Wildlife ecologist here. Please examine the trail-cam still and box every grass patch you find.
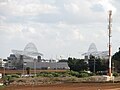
[0,85,5,89]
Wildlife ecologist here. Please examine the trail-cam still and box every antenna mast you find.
[108,10,112,77]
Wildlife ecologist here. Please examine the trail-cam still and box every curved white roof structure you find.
[12,43,43,56]
[88,43,97,53]
[24,43,38,52]
[82,43,108,58]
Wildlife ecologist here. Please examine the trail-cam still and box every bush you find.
[0,85,5,89]
[11,74,20,78]
[37,72,53,77]
[3,75,14,85]
[66,71,91,78]
[37,72,63,77]
[113,72,119,77]
[68,71,80,77]
[79,72,89,77]
[51,72,61,77]
[37,71,90,78]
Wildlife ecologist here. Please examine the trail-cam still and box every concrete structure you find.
[0,58,2,67]
[7,43,43,69]
[26,62,69,70]
[7,54,69,70]
[82,43,109,60]
[7,43,69,70]
[0,58,7,68]
[12,42,43,57]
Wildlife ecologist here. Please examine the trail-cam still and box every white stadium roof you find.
[82,43,108,57]
[12,43,43,56]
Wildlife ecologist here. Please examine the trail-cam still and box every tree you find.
[112,47,120,72]
[68,57,76,71]
[59,59,68,62]
[112,47,120,61]
[26,67,30,75]
[88,55,108,73]
[68,57,88,72]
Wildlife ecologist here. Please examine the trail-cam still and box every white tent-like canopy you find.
[12,42,43,57]
[82,43,108,58]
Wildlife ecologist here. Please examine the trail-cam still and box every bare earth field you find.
[1,69,120,90]
[2,83,120,90]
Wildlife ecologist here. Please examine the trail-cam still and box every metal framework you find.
[88,43,97,53]
[82,43,108,57]
[12,43,43,56]
[108,10,112,77]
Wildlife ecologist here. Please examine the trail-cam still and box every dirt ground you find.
[1,69,120,90]
[2,83,120,90]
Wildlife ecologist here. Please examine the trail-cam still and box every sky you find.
[0,0,120,59]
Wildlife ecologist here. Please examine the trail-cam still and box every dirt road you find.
[2,83,120,90]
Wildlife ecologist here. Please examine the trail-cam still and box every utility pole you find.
[108,10,112,77]
[93,58,95,74]
[3,64,5,77]
[34,59,36,76]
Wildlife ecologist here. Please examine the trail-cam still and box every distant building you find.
[25,62,69,70]
[0,58,2,67]
[0,58,7,68]
[7,54,69,70]
[7,43,69,70]
[82,43,109,62]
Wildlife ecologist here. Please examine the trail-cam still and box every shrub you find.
[37,72,63,77]
[0,85,5,89]
[66,71,80,77]
[79,72,89,77]
[113,72,119,77]
[37,72,53,77]
[37,71,90,78]
[3,75,14,85]
[66,71,90,78]
[11,74,20,78]
[51,72,60,77]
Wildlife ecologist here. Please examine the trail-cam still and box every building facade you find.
[7,54,69,70]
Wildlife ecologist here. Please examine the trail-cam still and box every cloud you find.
[0,0,58,16]
[0,15,6,23]
[0,23,21,33]
[73,29,84,41]
[90,3,104,12]
[1,0,116,24]
[98,0,116,14]
[0,0,119,59]
[64,3,80,13]
[0,0,8,5]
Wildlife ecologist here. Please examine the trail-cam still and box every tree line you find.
[67,47,120,74]
[68,56,108,74]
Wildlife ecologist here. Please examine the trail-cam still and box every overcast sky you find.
[0,0,120,59]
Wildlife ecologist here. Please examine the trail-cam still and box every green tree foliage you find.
[26,67,30,75]
[112,48,120,61]
[68,56,108,74]
[112,47,120,72]
[68,57,88,72]
[59,59,68,62]
[88,55,108,73]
